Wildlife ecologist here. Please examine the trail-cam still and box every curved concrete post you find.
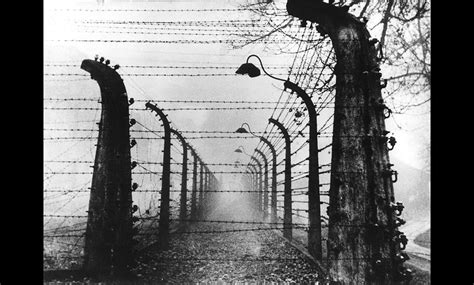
[269,117,292,240]
[144,102,171,250]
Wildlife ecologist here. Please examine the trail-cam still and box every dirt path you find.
[400,217,430,274]
[400,218,430,259]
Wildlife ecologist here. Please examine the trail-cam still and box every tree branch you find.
[379,0,395,59]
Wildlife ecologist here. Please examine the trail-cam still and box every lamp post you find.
[237,54,322,259]
[235,123,277,222]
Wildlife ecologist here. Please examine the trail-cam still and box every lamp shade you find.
[235,127,249,133]
[235,63,261,78]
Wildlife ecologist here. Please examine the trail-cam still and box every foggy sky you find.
[44,0,430,221]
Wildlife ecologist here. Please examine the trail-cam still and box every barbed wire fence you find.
[43,2,408,281]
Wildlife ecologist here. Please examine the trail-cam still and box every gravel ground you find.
[130,195,326,284]
[130,222,325,284]
[44,195,327,284]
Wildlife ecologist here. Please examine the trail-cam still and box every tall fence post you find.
[203,166,209,217]
[251,156,263,215]
[206,172,213,212]
[283,81,322,260]
[144,102,171,250]
[211,174,217,209]
[260,137,278,223]
[82,57,133,278]
[244,170,252,206]
[170,129,188,222]
[286,1,412,282]
[269,118,292,240]
[255,149,269,220]
[248,164,258,212]
[190,148,198,220]
[198,160,204,218]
